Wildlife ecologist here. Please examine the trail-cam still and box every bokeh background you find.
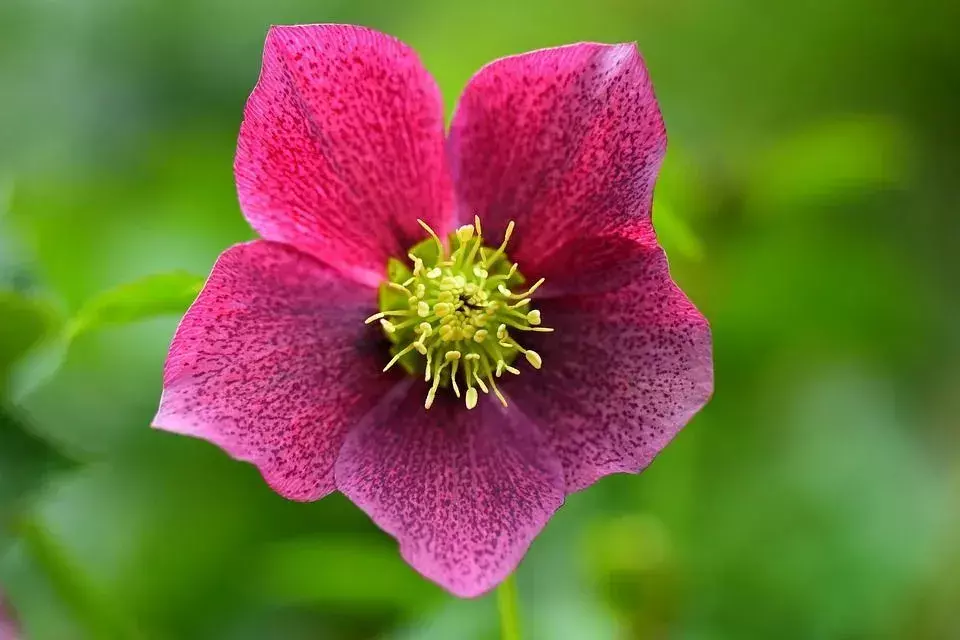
[2,0,958,638]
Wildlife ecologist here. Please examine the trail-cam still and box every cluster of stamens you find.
[366,216,552,410]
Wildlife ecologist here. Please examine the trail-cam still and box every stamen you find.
[417,219,445,257]
[364,310,410,324]
[483,221,514,268]
[525,350,542,369]
[373,217,550,410]
[383,343,416,372]
[465,387,478,410]
[388,282,413,295]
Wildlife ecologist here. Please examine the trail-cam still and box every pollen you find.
[366,216,553,410]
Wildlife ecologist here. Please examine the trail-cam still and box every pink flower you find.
[0,592,19,640]
[154,24,713,597]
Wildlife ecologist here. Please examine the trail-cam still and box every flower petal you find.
[154,241,395,501]
[335,384,565,597]
[509,242,712,493]
[0,592,18,640]
[448,42,666,279]
[236,25,453,286]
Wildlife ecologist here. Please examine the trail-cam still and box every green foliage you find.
[65,273,204,341]
[0,292,56,387]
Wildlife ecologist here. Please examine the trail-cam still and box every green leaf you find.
[0,292,57,382]
[66,272,204,340]
[8,273,202,401]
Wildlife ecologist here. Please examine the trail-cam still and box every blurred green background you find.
[2,0,958,638]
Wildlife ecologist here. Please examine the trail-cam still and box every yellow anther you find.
[497,324,508,340]
[417,301,430,317]
[434,302,452,317]
[526,310,541,325]
[456,225,475,243]
[418,322,433,337]
[473,265,488,278]
[445,351,462,362]
[465,353,481,361]
[380,319,397,333]
[414,341,427,355]
[474,329,489,343]
[426,267,442,279]
[474,214,482,236]
[465,387,478,410]
[525,350,542,369]
[364,311,385,324]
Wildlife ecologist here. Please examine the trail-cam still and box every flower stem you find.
[496,573,522,640]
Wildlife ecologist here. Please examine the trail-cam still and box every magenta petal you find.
[510,243,713,493]
[236,25,453,285]
[335,384,565,597]
[448,42,666,277]
[154,241,394,501]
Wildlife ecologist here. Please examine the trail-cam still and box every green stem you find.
[496,573,522,640]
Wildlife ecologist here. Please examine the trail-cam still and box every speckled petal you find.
[447,42,666,280]
[236,24,453,286]
[153,241,395,501]
[509,241,713,493]
[335,383,565,597]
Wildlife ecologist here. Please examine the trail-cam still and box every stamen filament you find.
[383,343,416,372]
[417,219,445,258]
[373,217,550,411]
[365,310,411,324]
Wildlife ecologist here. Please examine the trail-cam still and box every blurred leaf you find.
[653,201,705,262]
[252,537,444,613]
[0,409,74,545]
[744,116,913,215]
[0,291,57,385]
[13,517,143,640]
[66,272,203,340]
[8,273,201,403]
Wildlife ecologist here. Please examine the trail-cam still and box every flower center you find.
[366,216,552,410]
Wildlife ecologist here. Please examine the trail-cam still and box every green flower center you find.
[366,216,552,410]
